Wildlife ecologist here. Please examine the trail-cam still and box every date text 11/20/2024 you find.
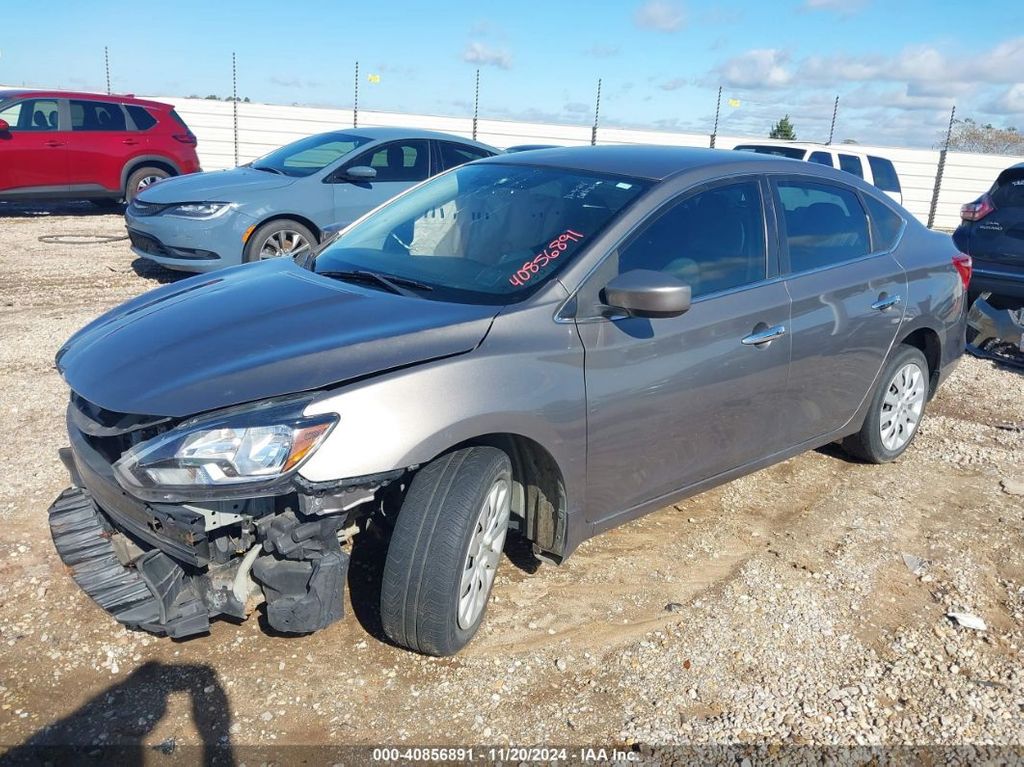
[371,746,641,763]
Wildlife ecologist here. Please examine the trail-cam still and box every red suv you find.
[0,90,201,205]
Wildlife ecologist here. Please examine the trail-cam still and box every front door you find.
[330,139,432,229]
[0,97,69,194]
[576,177,792,524]
[771,175,907,444]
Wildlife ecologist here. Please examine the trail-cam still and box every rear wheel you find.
[125,166,170,202]
[243,219,316,263]
[842,344,929,463]
[381,447,512,656]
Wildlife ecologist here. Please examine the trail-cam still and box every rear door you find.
[65,98,136,193]
[0,97,69,194]
[967,167,1024,269]
[772,175,907,445]
[330,139,431,227]
[577,176,793,524]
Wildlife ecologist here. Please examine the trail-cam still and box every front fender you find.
[297,300,587,523]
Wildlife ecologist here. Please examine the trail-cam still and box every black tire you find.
[842,344,930,464]
[125,166,170,202]
[381,447,512,656]
[243,219,316,264]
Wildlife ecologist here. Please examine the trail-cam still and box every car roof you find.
[475,144,813,181]
[0,88,170,109]
[327,126,497,151]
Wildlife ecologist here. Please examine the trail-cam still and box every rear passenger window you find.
[776,180,870,272]
[837,154,864,179]
[616,180,767,298]
[439,142,493,170]
[808,151,833,167]
[867,156,901,193]
[126,105,157,131]
[70,99,127,131]
[863,194,904,251]
[0,98,58,131]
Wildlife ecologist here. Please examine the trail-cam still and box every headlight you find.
[164,202,235,219]
[112,397,337,502]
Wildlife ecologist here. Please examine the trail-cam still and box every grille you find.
[127,229,169,256]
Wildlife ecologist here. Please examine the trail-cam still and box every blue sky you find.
[3,0,1023,148]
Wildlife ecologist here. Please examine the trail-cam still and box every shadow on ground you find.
[2,661,235,766]
[0,201,124,218]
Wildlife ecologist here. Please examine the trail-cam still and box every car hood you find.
[137,166,296,203]
[56,259,499,418]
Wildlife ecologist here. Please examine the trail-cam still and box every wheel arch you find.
[250,213,322,243]
[897,324,941,397]
[120,156,181,193]
[417,432,570,563]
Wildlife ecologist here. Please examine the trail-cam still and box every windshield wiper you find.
[317,269,433,297]
[251,164,284,175]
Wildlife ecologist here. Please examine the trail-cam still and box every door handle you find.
[44,140,64,148]
[741,324,787,346]
[871,294,902,312]
[122,138,139,145]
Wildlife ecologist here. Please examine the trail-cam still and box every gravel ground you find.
[0,203,1022,760]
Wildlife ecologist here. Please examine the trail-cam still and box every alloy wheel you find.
[259,230,311,259]
[879,362,926,451]
[457,478,511,630]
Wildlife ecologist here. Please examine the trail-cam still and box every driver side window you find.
[616,180,768,298]
[0,98,60,131]
[349,140,430,182]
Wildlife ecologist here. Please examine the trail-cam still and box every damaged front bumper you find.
[966,292,1024,371]
[49,405,400,639]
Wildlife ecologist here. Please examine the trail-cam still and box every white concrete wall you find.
[5,85,1020,230]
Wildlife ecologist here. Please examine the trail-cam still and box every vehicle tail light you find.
[960,194,994,222]
[953,253,972,290]
[173,132,197,145]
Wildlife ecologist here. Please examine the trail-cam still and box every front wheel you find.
[125,166,170,202]
[842,344,930,463]
[243,219,316,263]
[381,447,512,656]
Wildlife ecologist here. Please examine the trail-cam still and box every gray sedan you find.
[53,146,966,654]
[124,127,497,272]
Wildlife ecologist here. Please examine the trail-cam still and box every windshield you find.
[251,132,371,177]
[734,145,807,160]
[312,163,650,305]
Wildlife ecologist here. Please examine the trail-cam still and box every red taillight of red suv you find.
[173,132,197,146]
[952,253,972,289]
[960,194,994,222]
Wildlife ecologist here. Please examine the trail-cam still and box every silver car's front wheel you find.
[879,362,926,451]
[458,478,511,630]
[243,219,317,264]
[381,447,513,656]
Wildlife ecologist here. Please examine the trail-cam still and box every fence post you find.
[232,52,239,167]
[827,95,839,145]
[927,105,956,230]
[591,78,601,146]
[104,46,111,95]
[472,69,480,141]
[710,86,721,148]
[353,61,359,128]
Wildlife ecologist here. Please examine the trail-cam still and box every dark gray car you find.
[50,146,966,655]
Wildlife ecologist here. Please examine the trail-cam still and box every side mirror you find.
[601,269,692,318]
[0,119,9,133]
[342,165,377,182]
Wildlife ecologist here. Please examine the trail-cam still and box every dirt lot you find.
[0,203,1022,759]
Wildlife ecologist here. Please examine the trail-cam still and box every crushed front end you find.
[49,392,398,639]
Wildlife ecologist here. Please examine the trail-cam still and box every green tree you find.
[769,114,796,140]
[943,117,1024,154]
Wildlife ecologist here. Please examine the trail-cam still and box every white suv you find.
[733,142,903,205]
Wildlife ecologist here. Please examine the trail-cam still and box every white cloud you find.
[714,49,793,89]
[634,1,685,32]
[585,43,621,58]
[660,78,688,91]
[984,84,1024,116]
[462,42,512,69]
